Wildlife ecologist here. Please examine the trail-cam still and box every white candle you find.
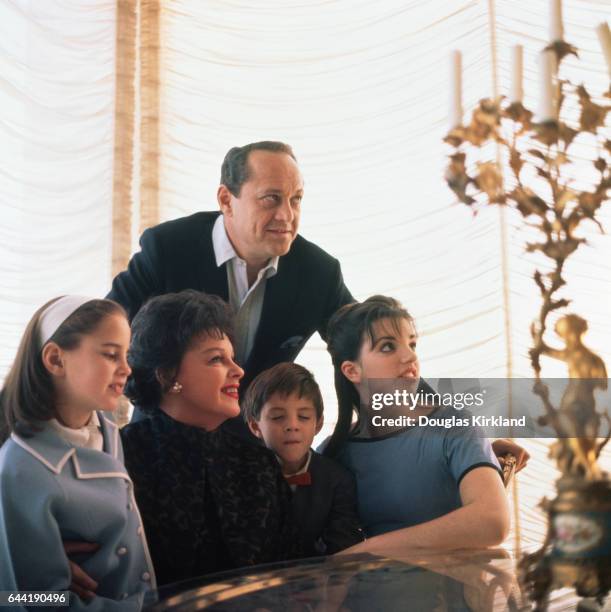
[596,22,611,78]
[539,50,556,121]
[510,45,523,103]
[449,50,463,129]
[549,0,563,42]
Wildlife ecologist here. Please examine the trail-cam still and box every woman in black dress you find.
[121,290,299,586]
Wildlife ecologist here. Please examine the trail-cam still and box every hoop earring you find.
[170,381,183,394]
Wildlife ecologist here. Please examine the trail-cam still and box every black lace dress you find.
[121,411,301,586]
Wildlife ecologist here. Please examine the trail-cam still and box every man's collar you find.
[211,214,279,275]
[212,214,237,267]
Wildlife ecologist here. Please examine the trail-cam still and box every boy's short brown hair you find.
[242,362,324,422]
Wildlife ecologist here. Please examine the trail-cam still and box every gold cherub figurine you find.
[540,315,609,480]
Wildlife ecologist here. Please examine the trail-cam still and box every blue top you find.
[335,406,502,537]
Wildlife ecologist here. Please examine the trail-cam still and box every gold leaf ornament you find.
[544,40,579,64]
[555,188,576,213]
[534,121,560,146]
[474,162,504,202]
[463,99,501,146]
[503,101,533,128]
[528,148,547,162]
[510,187,548,218]
[541,237,583,260]
[553,152,569,167]
[578,191,604,216]
[509,148,523,178]
[558,123,578,148]
[445,153,475,205]
[443,126,466,148]
[577,85,610,133]
[594,157,606,173]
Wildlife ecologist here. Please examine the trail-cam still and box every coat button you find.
[137,526,143,536]
[142,571,151,581]
[117,546,128,556]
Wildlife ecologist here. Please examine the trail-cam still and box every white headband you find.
[38,295,95,348]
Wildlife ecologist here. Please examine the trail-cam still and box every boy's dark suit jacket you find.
[292,451,363,556]
[108,211,353,391]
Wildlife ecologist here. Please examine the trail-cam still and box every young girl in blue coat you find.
[0,296,156,610]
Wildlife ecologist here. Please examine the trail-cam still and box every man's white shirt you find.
[212,214,279,364]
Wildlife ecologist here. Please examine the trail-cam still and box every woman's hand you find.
[63,541,99,601]
[491,439,530,473]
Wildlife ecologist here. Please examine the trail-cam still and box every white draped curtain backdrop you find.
[1,0,610,568]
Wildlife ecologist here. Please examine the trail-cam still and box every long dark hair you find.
[125,290,235,409]
[323,295,413,457]
[0,298,126,442]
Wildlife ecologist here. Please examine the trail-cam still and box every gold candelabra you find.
[445,40,611,610]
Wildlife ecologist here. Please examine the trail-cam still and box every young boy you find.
[243,362,364,556]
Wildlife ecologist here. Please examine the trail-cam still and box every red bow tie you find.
[285,472,312,486]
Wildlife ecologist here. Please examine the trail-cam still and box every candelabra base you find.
[519,477,611,610]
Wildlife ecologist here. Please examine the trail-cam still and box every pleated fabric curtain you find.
[112,0,161,266]
[1,1,610,589]
[145,0,611,414]
[112,0,137,426]
[139,0,161,234]
[0,0,117,371]
[112,0,137,278]
[135,0,611,578]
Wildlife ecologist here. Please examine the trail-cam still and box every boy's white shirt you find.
[277,450,312,490]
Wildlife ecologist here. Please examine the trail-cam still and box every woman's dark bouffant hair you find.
[323,295,413,458]
[125,290,235,410]
[0,298,126,442]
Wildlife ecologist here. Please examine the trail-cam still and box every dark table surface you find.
[142,546,600,611]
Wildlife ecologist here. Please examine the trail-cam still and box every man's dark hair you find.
[242,362,324,422]
[125,290,235,409]
[220,141,297,196]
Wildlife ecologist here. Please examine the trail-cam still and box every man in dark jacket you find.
[108,141,352,404]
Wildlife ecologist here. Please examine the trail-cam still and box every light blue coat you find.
[0,413,156,610]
